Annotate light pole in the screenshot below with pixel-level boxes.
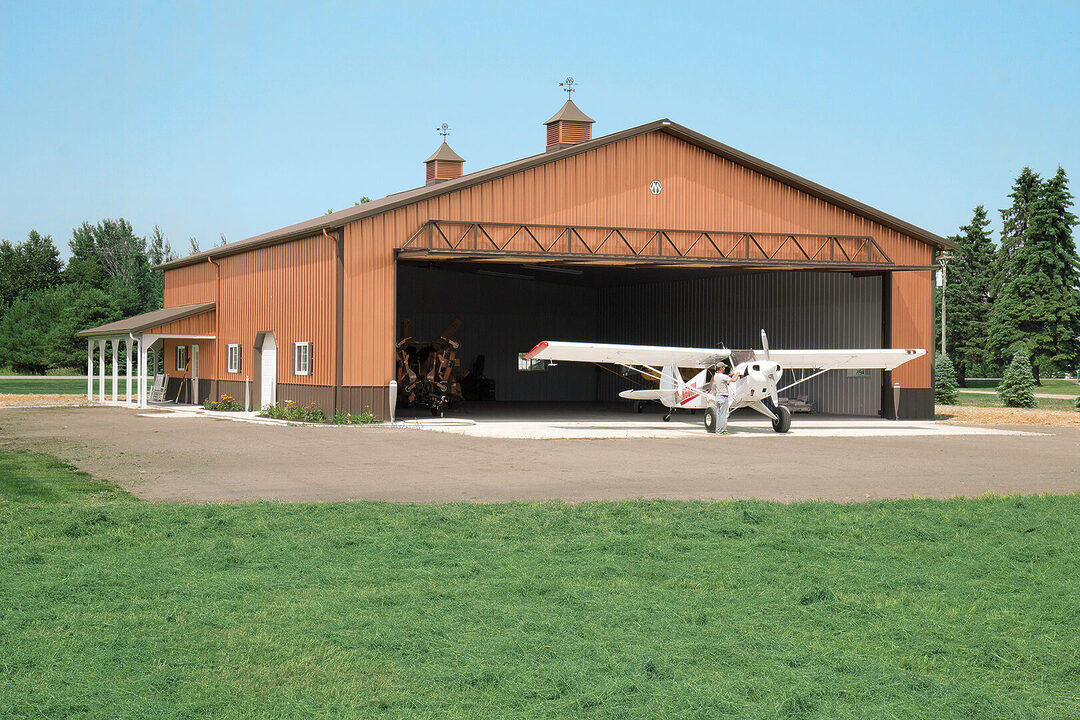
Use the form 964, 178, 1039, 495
940, 253, 949, 356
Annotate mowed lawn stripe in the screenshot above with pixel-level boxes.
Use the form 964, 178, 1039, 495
1, 451, 1078, 719
0, 377, 95, 395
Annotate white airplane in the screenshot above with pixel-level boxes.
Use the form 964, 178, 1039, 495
522, 331, 926, 433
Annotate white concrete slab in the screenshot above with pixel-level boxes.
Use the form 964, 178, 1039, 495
397, 414, 1046, 439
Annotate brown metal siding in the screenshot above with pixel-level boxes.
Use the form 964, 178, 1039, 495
890, 270, 933, 389
343, 220, 396, 386
146, 310, 216, 336
277, 382, 335, 411
164, 261, 216, 306
160, 339, 215, 391
209, 233, 337, 385
338, 386, 391, 419
343, 130, 933, 389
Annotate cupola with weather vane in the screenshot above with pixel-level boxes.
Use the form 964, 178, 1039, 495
424, 123, 466, 184
544, 77, 595, 151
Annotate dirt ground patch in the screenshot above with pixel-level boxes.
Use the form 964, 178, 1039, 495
1, 406, 1079, 503
939, 404, 1080, 427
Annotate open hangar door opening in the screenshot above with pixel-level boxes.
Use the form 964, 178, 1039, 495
395, 260, 884, 417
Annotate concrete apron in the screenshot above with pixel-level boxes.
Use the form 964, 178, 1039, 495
386, 414, 1046, 439
132, 406, 1047, 440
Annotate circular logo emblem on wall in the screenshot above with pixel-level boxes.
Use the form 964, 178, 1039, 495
649, 180, 663, 195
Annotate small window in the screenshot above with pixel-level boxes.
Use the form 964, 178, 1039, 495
175, 345, 188, 372
294, 342, 311, 376
227, 344, 241, 374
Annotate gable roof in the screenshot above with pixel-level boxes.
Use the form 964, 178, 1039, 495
160, 119, 952, 270
77, 302, 216, 337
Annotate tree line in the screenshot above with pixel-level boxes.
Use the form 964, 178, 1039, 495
0, 220, 179, 373
939, 166, 1080, 385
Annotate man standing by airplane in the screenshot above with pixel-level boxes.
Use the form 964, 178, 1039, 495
711, 361, 741, 435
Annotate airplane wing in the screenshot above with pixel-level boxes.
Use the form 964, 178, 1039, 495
618, 389, 665, 400
762, 348, 925, 370
524, 340, 731, 368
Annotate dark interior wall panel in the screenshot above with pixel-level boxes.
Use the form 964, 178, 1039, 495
397, 264, 599, 401
598, 271, 883, 416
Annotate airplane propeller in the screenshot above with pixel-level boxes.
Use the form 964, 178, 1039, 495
761, 329, 779, 407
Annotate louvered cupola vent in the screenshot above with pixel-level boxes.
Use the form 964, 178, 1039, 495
544, 99, 595, 151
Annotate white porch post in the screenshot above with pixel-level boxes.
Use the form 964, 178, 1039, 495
98, 339, 106, 402
111, 338, 119, 403
138, 339, 148, 408
87, 339, 94, 401
125, 338, 132, 404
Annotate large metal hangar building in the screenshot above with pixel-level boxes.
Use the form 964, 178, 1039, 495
81, 97, 950, 420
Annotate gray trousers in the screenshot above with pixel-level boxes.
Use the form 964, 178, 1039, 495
717, 395, 730, 432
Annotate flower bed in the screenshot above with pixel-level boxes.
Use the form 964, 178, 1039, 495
258, 400, 377, 425
203, 394, 243, 411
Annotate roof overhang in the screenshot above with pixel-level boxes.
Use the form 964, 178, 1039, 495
77, 302, 216, 338
159, 119, 954, 271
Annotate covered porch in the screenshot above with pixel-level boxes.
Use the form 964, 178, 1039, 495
77, 302, 216, 408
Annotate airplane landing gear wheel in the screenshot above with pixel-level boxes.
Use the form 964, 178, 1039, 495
635, 401, 645, 414
771, 406, 791, 433
662, 413, 672, 422
704, 406, 719, 434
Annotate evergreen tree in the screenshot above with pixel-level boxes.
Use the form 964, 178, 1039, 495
0, 285, 121, 373
942, 206, 997, 384
997, 167, 1042, 282
989, 168, 1080, 380
997, 350, 1037, 408
45, 285, 122, 369
0, 230, 64, 309
934, 354, 959, 404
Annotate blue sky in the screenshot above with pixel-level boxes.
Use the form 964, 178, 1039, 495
2, 1, 1078, 257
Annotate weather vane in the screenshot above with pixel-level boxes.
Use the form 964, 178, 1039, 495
436, 122, 450, 139
559, 77, 577, 96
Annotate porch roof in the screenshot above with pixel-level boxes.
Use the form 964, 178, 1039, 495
77, 302, 216, 338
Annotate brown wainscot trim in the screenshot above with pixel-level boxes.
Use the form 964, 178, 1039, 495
210, 379, 250, 407
338, 386, 391, 420
276, 383, 336, 411
895, 388, 934, 420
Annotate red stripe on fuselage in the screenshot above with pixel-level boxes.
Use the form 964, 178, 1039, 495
678, 382, 701, 405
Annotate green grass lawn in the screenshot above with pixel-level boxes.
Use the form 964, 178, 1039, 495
964, 378, 1080, 395
0, 377, 93, 394
954, 391, 1078, 411
3, 451, 1080, 719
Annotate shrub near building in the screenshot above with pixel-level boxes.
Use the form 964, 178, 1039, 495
998, 351, 1037, 408
934, 354, 959, 404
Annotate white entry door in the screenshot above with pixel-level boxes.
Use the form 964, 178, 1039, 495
260, 332, 277, 407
